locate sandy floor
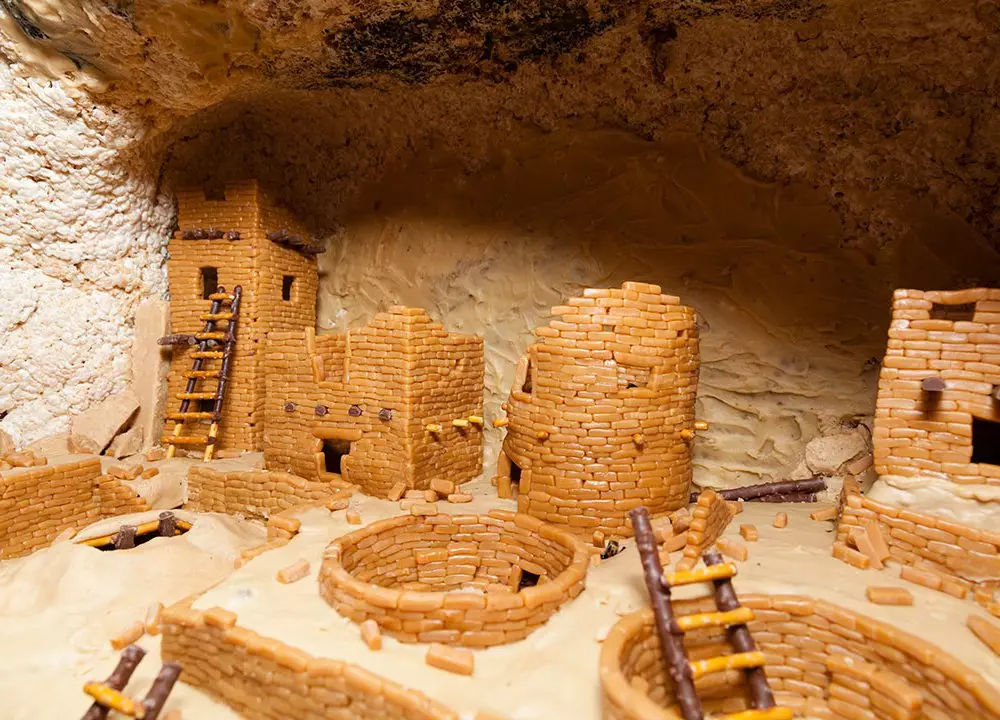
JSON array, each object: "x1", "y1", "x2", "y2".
[{"x1": 2, "y1": 458, "x2": 1000, "y2": 719}]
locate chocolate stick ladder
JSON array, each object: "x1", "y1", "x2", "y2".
[
  {"x1": 80, "y1": 644, "x2": 181, "y2": 720},
  {"x1": 629, "y1": 507, "x2": 792, "y2": 720},
  {"x1": 161, "y1": 285, "x2": 242, "y2": 461}
]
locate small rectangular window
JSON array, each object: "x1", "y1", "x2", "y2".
[
  {"x1": 282, "y1": 275, "x2": 295, "y2": 301},
  {"x1": 972, "y1": 417, "x2": 1000, "y2": 466},
  {"x1": 200, "y1": 267, "x2": 218, "y2": 299},
  {"x1": 930, "y1": 302, "x2": 975, "y2": 322}
]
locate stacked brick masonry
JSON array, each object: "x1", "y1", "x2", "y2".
[
  {"x1": 600, "y1": 595, "x2": 1000, "y2": 720},
  {"x1": 678, "y1": 491, "x2": 735, "y2": 570},
  {"x1": 264, "y1": 308, "x2": 484, "y2": 497},
  {"x1": 166, "y1": 180, "x2": 318, "y2": 453},
  {"x1": 874, "y1": 288, "x2": 1000, "y2": 483},
  {"x1": 186, "y1": 466, "x2": 353, "y2": 521},
  {"x1": 497, "y1": 282, "x2": 699, "y2": 537},
  {"x1": 160, "y1": 600, "x2": 459, "y2": 720},
  {"x1": 835, "y1": 476, "x2": 1000, "y2": 600},
  {"x1": 319, "y1": 510, "x2": 589, "y2": 646},
  {"x1": 0, "y1": 458, "x2": 150, "y2": 559}
]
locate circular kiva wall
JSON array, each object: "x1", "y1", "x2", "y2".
[
  {"x1": 599, "y1": 594, "x2": 1000, "y2": 720},
  {"x1": 499, "y1": 282, "x2": 699, "y2": 537},
  {"x1": 319, "y1": 510, "x2": 589, "y2": 647}
]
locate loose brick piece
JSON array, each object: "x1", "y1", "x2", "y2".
[
  {"x1": 140, "y1": 467, "x2": 160, "y2": 479},
  {"x1": 111, "y1": 621, "x2": 145, "y2": 650},
  {"x1": 346, "y1": 511, "x2": 362, "y2": 525},
  {"x1": 387, "y1": 482, "x2": 406, "y2": 501},
  {"x1": 277, "y1": 559, "x2": 311, "y2": 584},
  {"x1": 145, "y1": 447, "x2": 166, "y2": 462},
  {"x1": 900, "y1": 565, "x2": 942, "y2": 591},
  {"x1": 866, "y1": 586, "x2": 913, "y2": 606},
  {"x1": 773, "y1": 512, "x2": 788, "y2": 529},
  {"x1": 430, "y1": 478, "x2": 455, "y2": 496},
  {"x1": 968, "y1": 615, "x2": 1000, "y2": 657},
  {"x1": 447, "y1": 493, "x2": 473, "y2": 503},
  {"x1": 717, "y1": 538, "x2": 748, "y2": 562},
  {"x1": 360, "y1": 619, "x2": 382, "y2": 651},
  {"x1": 833, "y1": 541, "x2": 871, "y2": 570},
  {"x1": 410, "y1": 502, "x2": 438, "y2": 516},
  {"x1": 810, "y1": 506, "x2": 839, "y2": 522},
  {"x1": 426, "y1": 643, "x2": 475, "y2": 676},
  {"x1": 405, "y1": 490, "x2": 425, "y2": 500},
  {"x1": 864, "y1": 521, "x2": 891, "y2": 564},
  {"x1": 850, "y1": 527, "x2": 885, "y2": 570},
  {"x1": 424, "y1": 490, "x2": 439, "y2": 502},
  {"x1": 739, "y1": 524, "x2": 759, "y2": 542},
  {"x1": 145, "y1": 602, "x2": 165, "y2": 635}
]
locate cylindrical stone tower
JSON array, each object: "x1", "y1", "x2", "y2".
[{"x1": 493, "y1": 281, "x2": 700, "y2": 537}]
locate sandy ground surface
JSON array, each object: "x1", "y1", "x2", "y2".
[{"x1": 3, "y1": 456, "x2": 1000, "y2": 719}]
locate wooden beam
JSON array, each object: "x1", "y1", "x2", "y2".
[{"x1": 922, "y1": 376, "x2": 947, "y2": 392}]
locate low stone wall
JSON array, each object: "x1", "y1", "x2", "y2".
[
  {"x1": 0, "y1": 457, "x2": 150, "y2": 559},
  {"x1": 186, "y1": 467, "x2": 354, "y2": 520},
  {"x1": 600, "y1": 594, "x2": 1000, "y2": 720},
  {"x1": 320, "y1": 509, "x2": 589, "y2": 646},
  {"x1": 835, "y1": 476, "x2": 1000, "y2": 599},
  {"x1": 678, "y1": 491, "x2": 734, "y2": 570},
  {"x1": 160, "y1": 600, "x2": 458, "y2": 720}
]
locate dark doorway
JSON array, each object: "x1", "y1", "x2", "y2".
[
  {"x1": 200, "y1": 267, "x2": 218, "y2": 299},
  {"x1": 517, "y1": 569, "x2": 540, "y2": 591},
  {"x1": 509, "y1": 459, "x2": 522, "y2": 498},
  {"x1": 930, "y1": 302, "x2": 976, "y2": 322},
  {"x1": 322, "y1": 439, "x2": 352, "y2": 474},
  {"x1": 972, "y1": 417, "x2": 1000, "y2": 465},
  {"x1": 282, "y1": 275, "x2": 295, "y2": 301}
]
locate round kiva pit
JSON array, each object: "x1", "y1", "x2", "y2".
[
  {"x1": 319, "y1": 509, "x2": 589, "y2": 647},
  {"x1": 599, "y1": 594, "x2": 1000, "y2": 720}
]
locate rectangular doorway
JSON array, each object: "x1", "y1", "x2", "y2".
[
  {"x1": 322, "y1": 439, "x2": 352, "y2": 475},
  {"x1": 972, "y1": 417, "x2": 1000, "y2": 466}
]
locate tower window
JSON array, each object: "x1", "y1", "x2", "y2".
[
  {"x1": 971, "y1": 417, "x2": 1000, "y2": 466},
  {"x1": 282, "y1": 275, "x2": 295, "y2": 301},
  {"x1": 200, "y1": 267, "x2": 218, "y2": 299},
  {"x1": 930, "y1": 302, "x2": 975, "y2": 322}
]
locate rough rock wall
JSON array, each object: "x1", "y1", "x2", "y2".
[
  {"x1": 2, "y1": 0, "x2": 999, "y2": 484},
  {"x1": 0, "y1": 56, "x2": 172, "y2": 446}
]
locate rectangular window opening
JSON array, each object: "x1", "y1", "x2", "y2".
[
  {"x1": 200, "y1": 267, "x2": 218, "y2": 299},
  {"x1": 509, "y1": 460, "x2": 522, "y2": 499},
  {"x1": 282, "y1": 275, "x2": 295, "y2": 301},
  {"x1": 618, "y1": 365, "x2": 651, "y2": 390},
  {"x1": 322, "y1": 439, "x2": 352, "y2": 475},
  {"x1": 930, "y1": 302, "x2": 976, "y2": 322},
  {"x1": 972, "y1": 417, "x2": 1000, "y2": 466},
  {"x1": 196, "y1": 398, "x2": 216, "y2": 415},
  {"x1": 521, "y1": 361, "x2": 533, "y2": 394},
  {"x1": 517, "y1": 569, "x2": 540, "y2": 591}
]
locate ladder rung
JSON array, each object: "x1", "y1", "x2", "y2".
[
  {"x1": 166, "y1": 412, "x2": 214, "y2": 420},
  {"x1": 176, "y1": 392, "x2": 217, "y2": 400},
  {"x1": 195, "y1": 332, "x2": 228, "y2": 340},
  {"x1": 207, "y1": 292, "x2": 235, "y2": 301},
  {"x1": 719, "y1": 708, "x2": 794, "y2": 720},
  {"x1": 82, "y1": 682, "x2": 145, "y2": 718},
  {"x1": 200, "y1": 312, "x2": 235, "y2": 320},
  {"x1": 663, "y1": 563, "x2": 738, "y2": 588},
  {"x1": 690, "y1": 651, "x2": 766, "y2": 679},
  {"x1": 676, "y1": 607, "x2": 755, "y2": 632},
  {"x1": 183, "y1": 370, "x2": 220, "y2": 378},
  {"x1": 191, "y1": 351, "x2": 224, "y2": 359},
  {"x1": 162, "y1": 436, "x2": 213, "y2": 445}
]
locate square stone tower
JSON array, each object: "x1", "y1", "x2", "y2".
[
  {"x1": 874, "y1": 288, "x2": 1000, "y2": 482},
  {"x1": 263, "y1": 307, "x2": 484, "y2": 497},
  {"x1": 165, "y1": 180, "x2": 319, "y2": 454}
]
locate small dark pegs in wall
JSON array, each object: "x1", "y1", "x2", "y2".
[
  {"x1": 379, "y1": 408, "x2": 392, "y2": 421},
  {"x1": 348, "y1": 405, "x2": 363, "y2": 417},
  {"x1": 284, "y1": 402, "x2": 296, "y2": 412},
  {"x1": 315, "y1": 405, "x2": 328, "y2": 416}
]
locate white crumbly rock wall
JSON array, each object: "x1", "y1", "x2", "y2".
[{"x1": 0, "y1": 58, "x2": 171, "y2": 446}]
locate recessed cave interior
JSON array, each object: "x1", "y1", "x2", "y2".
[{"x1": 2, "y1": 0, "x2": 1000, "y2": 718}]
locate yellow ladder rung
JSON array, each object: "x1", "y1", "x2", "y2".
[
  {"x1": 82, "y1": 682, "x2": 146, "y2": 718},
  {"x1": 719, "y1": 708, "x2": 794, "y2": 720},
  {"x1": 690, "y1": 651, "x2": 766, "y2": 679},
  {"x1": 676, "y1": 607, "x2": 755, "y2": 632},
  {"x1": 191, "y1": 351, "x2": 224, "y2": 359},
  {"x1": 162, "y1": 436, "x2": 210, "y2": 445},
  {"x1": 207, "y1": 292, "x2": 234, "y2": 301},
  {"x1": 176, "y1": 392, "x2": 216, "y2": 400},
  {"x1": 663, "y1": 563, "x2": 738, "y2": 588},
  {"x1": 183, "y1": 370, "x2": 220, "y2": 378},
  {"x1": 166, "y1": 412, "x2": 214, "y2": 420},
  {"x1": 195, "y1": 332, "x2": 227, "y2": 340},
  {"x1": 200, "y1": 312, "x2": 234, "y2": 320}
]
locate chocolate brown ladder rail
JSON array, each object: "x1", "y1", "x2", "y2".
[
  {"x1": 630, "y1": 507, "x2": 793, "y2": 720},
  {"x1": 160, "y1": 285, "x2": 242, "y2": 461}
]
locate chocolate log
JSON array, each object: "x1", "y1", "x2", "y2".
[
  {"x1": 688, "y1": 477, "x2": 826, "y2": 504},
  {"x1": 629, "y1": 507, "x2": 703, "y2": 720},
  {"x1": 141, "y1": 663, "x2": 182, "y2": 720}
]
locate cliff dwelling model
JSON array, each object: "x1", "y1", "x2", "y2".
[{"x1": 5, "y1": 2, "x2": 1000, "y2": 716}]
